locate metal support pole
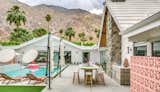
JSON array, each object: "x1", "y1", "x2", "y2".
[
  {"x1": 48, "y1": 32, "x2": 51, "y2": 89},
  {"x1": 48, "y1": 46, "x2": 51, "y2": 89},
  {"x1": 45, "y1": 33, "x2": 50, "y2": 77},
  {"x1": 58, "y1": 39, "x2": 62, "y2": 77},
  {"x1": 46, "y1": 32, "x2": 58, "y2": 89}
]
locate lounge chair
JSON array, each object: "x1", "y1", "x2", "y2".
[
  {"x1": 0, "y1": 73, "x2": 21, "y2": 84},
  {"x1": 26, "y1": 74, "x2": 47, "y2": 84}
]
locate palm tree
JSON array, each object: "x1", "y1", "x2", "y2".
[
  {"x1": 65, "y1": 27, "x2": 75, "y2": 41},
  {"x1": 6, "y1": 5, "x2": 26, "y2": 29},
  {"x1": 45, "y1": 14, "x2": 52, "y2": 32}
]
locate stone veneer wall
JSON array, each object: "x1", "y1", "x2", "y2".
[
  {"x1": 106, "y1": 12, "x2": 121, "y2": 77},
  {"x1": 131, "y1": 56, "x2": 160, "y2": 92}
]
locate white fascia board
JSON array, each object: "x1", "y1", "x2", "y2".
[{"x1": 123, "y1": 18, "x2": 160, "y2": 38}]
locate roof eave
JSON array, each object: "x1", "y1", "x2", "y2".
[
  {"x1": 106, "y1": 3, "x2": 124, "y2": 33},
  {"x1": 120, "y1": 11, "x2": 160, "y2": 35}
]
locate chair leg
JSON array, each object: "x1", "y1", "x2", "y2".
[
  {"x1": 85, "y1": 75, "x2": 87, "y2": 85},
  {"x1": 72, "y1": 73, "x2": 75, "y2": 84},
  {"x1": 77, "y1": 73, "x2": 80, "y2": 84},
  {"x1": 84, "y1": 72, "x2": 86, "y2": 84},
  {"x1": 101, "y1": 74, "x2": 105, "y2": 85},
  {"x1": 95, "y1": 71, "x2": 98, "y2": 83}
]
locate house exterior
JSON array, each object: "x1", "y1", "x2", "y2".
[
  {"x1": 0, "y1": 35, "x2": 100, "y2": 65},
  {"x1": 99, "y1": 0, "x2": 160, "y2": 85}
]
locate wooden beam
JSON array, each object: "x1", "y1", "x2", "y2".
[{"x1": 100, "y1": 9, "x2": 108, "y2": 47}]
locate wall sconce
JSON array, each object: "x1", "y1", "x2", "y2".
[{"x1": 127, "y1": 47, "x2": 132, "y2": 54}]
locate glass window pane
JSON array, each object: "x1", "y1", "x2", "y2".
[
  {"x1": 134, "y1": 46, "x2": 147, "y2": 56},
  {"x1": 152, "y1": 41, "x2": 160, "y2": 57}
]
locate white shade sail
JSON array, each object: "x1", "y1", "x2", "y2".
[
  {"x1": 60, "y1": 42, "x2": 65, "y2": 66},
  {"x1": 0, "y1": 49, "x2": 16, "y2": 63},
  {"x1": 22, "y1": 49, "x2": 38, "y2": 63}
]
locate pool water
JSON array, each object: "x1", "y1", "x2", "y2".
[
  {"x1": 33, "y1": 67, "x2": 60, "y2": 77},
  {"x1": 6, "y1": 67, "x2": 60, "y2": 77}
]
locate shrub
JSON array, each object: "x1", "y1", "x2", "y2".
[
  {"x1": 59, "y1": 29, "x2": 63, "y2": 34},
  {"x1": 83, "y1": 42, "x2": 95, "y2": 46},
  {"x1": 72, "y1": 41, "x2": 81, "y2": 45},
  {"x1": 72, "y1": 41, "x2": 95, "y2": 46},
  {"x1": 0, "y1": 41, "x2": 21, "y2": 46},
  {"x1": 89, "y1": 36, "x2": 93, "y2": 41},
  {"x1": 32, "y1": 28, "x2": 48, "y2": 38},
  {"x1": 10, "y1": 28, "x2": 33, "y2": 43}
]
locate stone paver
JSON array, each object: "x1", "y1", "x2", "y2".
[{"x1": 42, "y1": 65, "x2": 130, "y2": 92}]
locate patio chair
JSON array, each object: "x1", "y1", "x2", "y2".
[
  {"x1": 95, "y1": 67, "x2": 105, "y2": 85},
  {"x1": 84, "y1": 69, "x2": 93, "y2": 85},
  {"x1": 26, "y1": 74, "x2": 47, "y2": 84},
  {"x1": 0, "y1": 73, "x2": 21, "y2": 84}
]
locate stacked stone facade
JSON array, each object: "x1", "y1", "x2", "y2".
[{"x1": 105, "y1": 12, "x2": 121, "y2": 77}]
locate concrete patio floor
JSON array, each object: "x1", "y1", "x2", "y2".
[{"x1": 42, "y1": 65, "x2": 130, "y2": 92}]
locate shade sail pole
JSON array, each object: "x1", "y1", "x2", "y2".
[{"x1": 48, "y1": 32, "x2": 51, "y2": 89}]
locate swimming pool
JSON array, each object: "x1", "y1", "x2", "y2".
[{"x1": 6, "y1": 67, "x2": 61, "y2": 77}]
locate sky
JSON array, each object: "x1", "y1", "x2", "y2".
[{"x1": 18, "y1": 0, "x2": 104, "y2": 15}]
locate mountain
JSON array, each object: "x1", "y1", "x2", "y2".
[
  {"x1": 0, "y1": 0, "x2": 102, "y2": 42},
  {"x1": 18, "y1": 0, "x2": 104, "y2": 14}
]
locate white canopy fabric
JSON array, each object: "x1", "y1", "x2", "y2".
[
  {"x1": 22, "y1": 49, "x2": 38, "y2": 63},
  {"x1": 60, "y1": 42, "x2": 65, "y2": 66},
  {"x1": 0, "y1": 49, "x2": 16, "y2": 63}
]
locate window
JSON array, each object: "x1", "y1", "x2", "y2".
[
  {"x1": 134, "y1": 46, "x2": 147, "y2": 56},
  {"x1": 36, "y1": 51, "x2": 47, "y2": 63},
  {"x1": 152, "y1": 41, "x2": 160, "y2": 57},
  {"x1": 36, "y1": 51, "x2": 72, "y2": 64}
]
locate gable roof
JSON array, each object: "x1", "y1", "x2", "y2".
[
  {"x1": 0, "y1": 35, "x2": 98, "y2": 51},
  {"x1": 106, "y1": 0, "x2": 160, "y2": 32}
]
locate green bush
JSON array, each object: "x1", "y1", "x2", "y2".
[
  {"x1": 0, "y1": 28, "x2": 48, "y2": 46},
  {"x1": 72, "y1": 41, "x2": 81, "y2": 45},
  {"x1": 10, "y1": 28, "x2": 33, "y2": 43},
  {"x1": 72, "y1": 41, "x2": 95, "y2": 46},
  {"x1": 32, "y1": 28, "x2": 48, "y2": 38},
  {"x1": 83, "y1": 41, "x2": 95, "y2": 46},
  {"x1": 0, "y1": 41, "x2": 21, "y2": 46}
]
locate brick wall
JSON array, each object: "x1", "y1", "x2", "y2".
[{"x1": 131, "y1": 56, "x2": 160, "y2": 92}]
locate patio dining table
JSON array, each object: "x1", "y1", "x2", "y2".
[
  {"x1": 80, "y1": 65, "x2": 99, "y2": 70},
  {"x1": 79, "y1": 64, "x2": 99, "y2": 85}
]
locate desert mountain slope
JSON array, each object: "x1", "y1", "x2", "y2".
[{"x1": 0, "y1": 0, "x2": 102, "y2": 42}]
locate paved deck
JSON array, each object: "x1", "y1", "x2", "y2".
[{"x1": 42, "y1": 65, "x2": 130, "y2": 92}]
